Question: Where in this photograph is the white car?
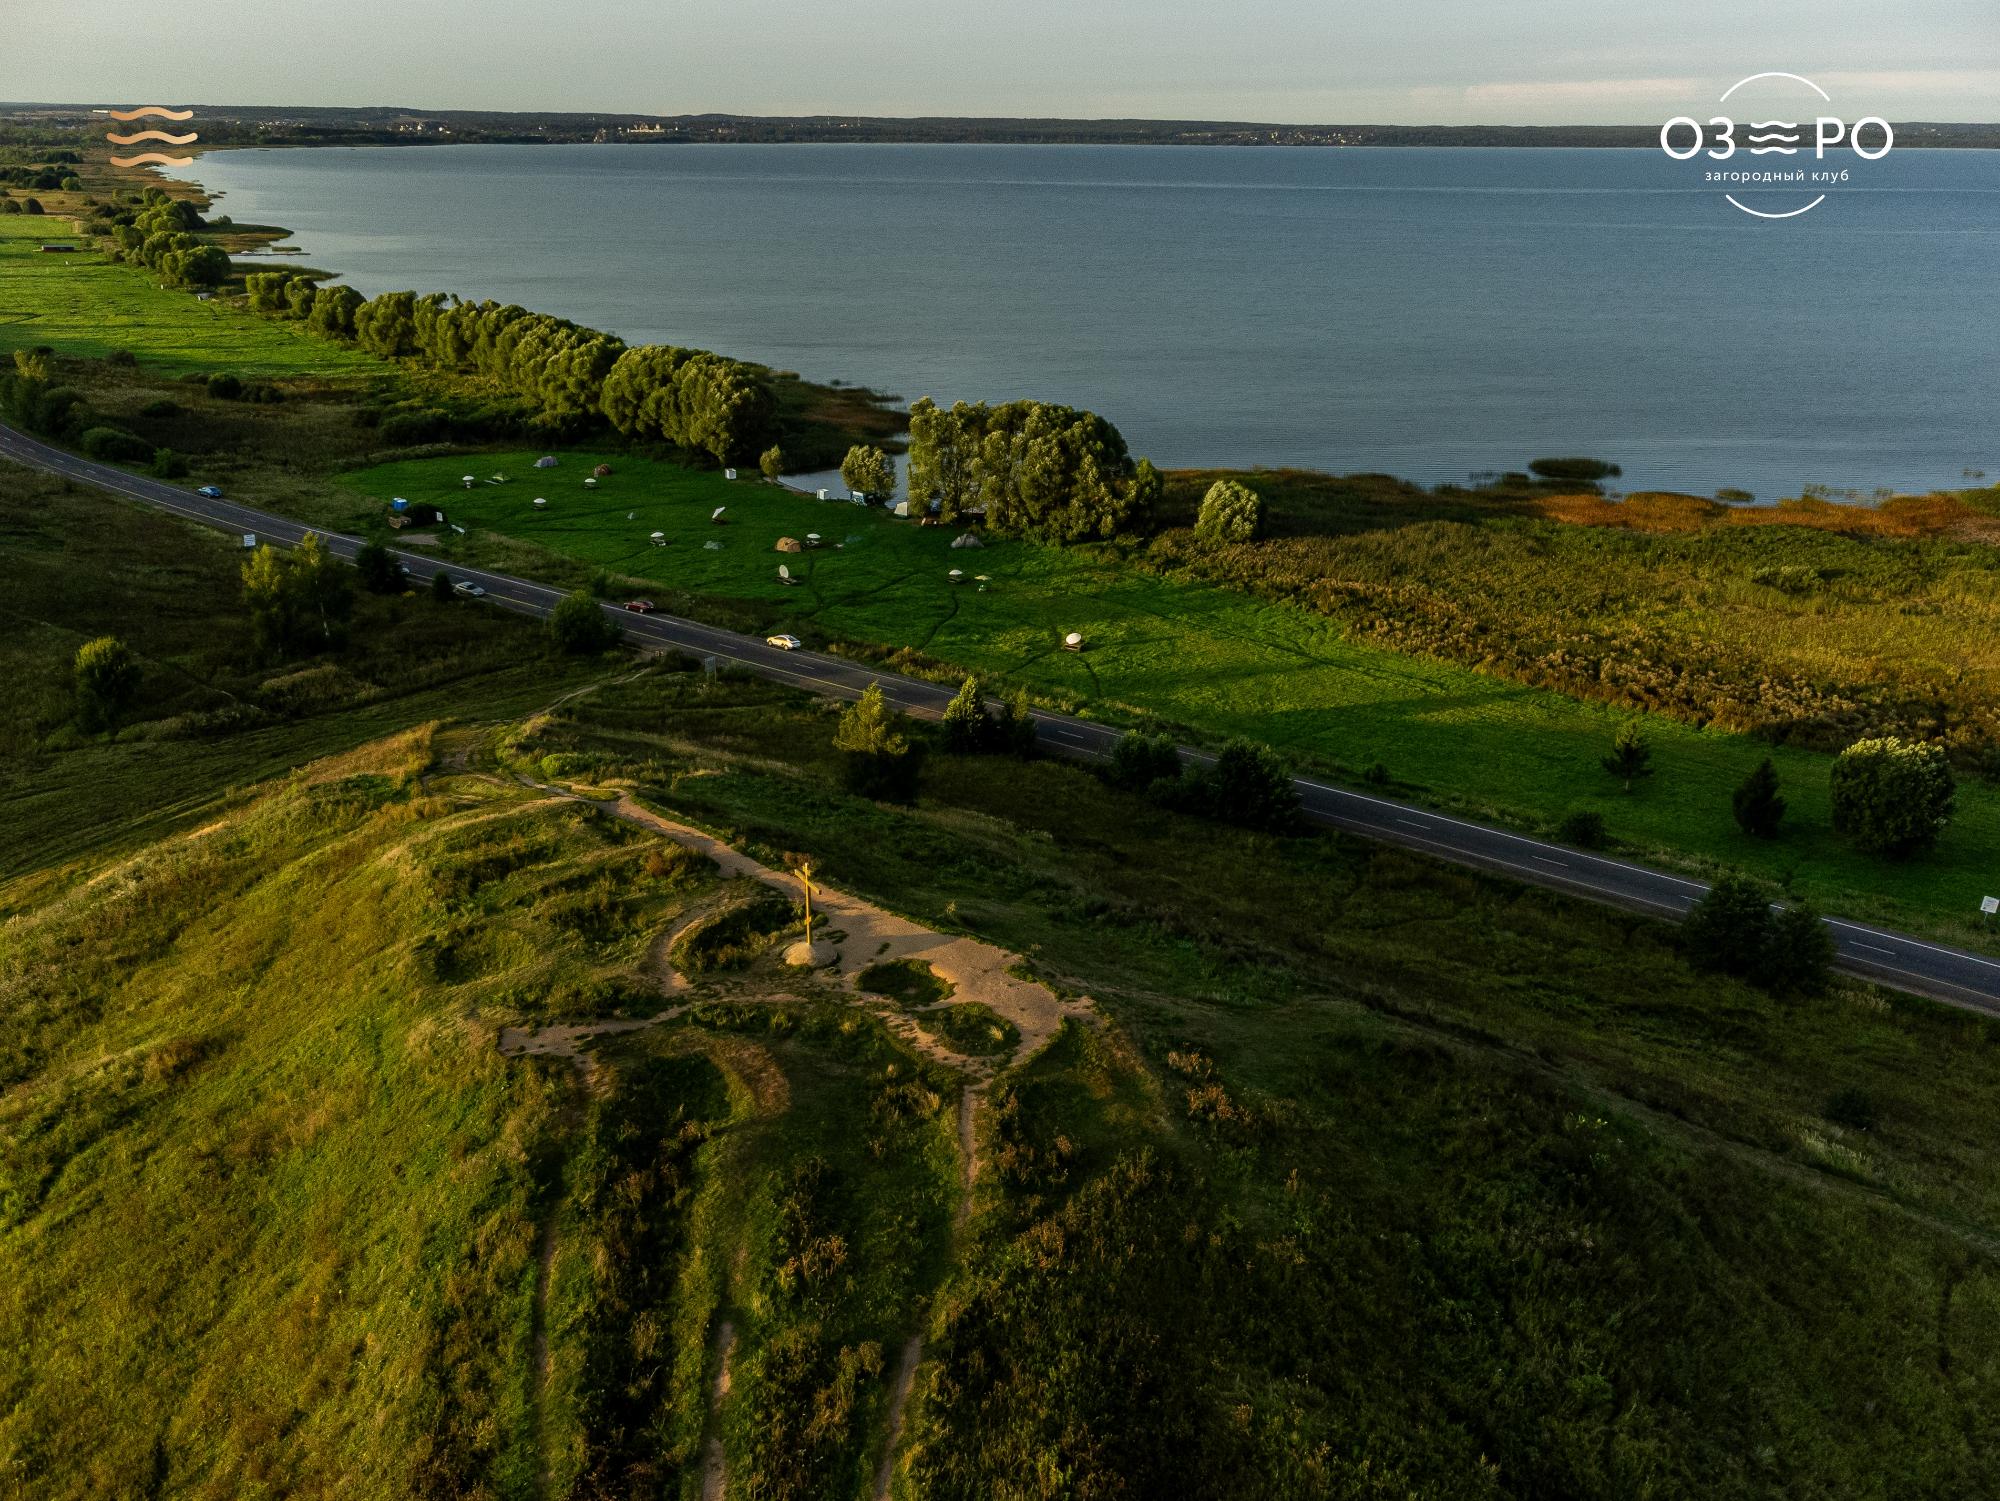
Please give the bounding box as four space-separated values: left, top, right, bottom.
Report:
766 633 802 651
453 580 487 598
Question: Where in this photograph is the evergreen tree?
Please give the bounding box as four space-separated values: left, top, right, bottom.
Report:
1601 721 1654 792
73 636 138 733
940 675 990 753
1732 758 1786 838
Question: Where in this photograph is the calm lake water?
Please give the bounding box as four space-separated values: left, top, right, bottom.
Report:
192 143 2000 499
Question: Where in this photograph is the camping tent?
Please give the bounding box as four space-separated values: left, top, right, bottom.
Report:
950 532 983 550
534 456 559 469
775 537 804 553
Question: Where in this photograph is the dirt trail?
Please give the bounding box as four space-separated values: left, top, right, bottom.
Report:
699 1319 737 1501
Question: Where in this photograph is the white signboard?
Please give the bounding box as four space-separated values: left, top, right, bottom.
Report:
1982 896 1999 916
241 533 256 549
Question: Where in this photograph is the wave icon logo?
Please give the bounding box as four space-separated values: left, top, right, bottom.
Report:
108 107 198 168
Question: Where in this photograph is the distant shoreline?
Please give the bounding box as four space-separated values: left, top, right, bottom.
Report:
9 101 2000 150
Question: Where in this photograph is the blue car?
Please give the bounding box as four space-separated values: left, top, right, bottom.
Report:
196 485 223 499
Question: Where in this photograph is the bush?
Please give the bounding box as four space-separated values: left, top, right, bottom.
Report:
150 448 189 479
79 426 155 464
1830 737 1955 856
354 541 403 595
73 636 139 733
1174 739 1299 832
379 409 447 446
1105 731 1182 793
105 350 138 368
138 398 179 419
430 570 455 602
548 590 621 655
1681 874 1834 996
0 200 20 216
1557 810 1607 848
205 373 243 401
1193 479 1264 544
760 444 787 481
1732 758 1785 839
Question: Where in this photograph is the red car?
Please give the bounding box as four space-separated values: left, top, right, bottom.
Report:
624 599 655 614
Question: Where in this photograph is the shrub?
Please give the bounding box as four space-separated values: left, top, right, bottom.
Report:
354 541 403 595
1681 874 1835 996
1830 737 1955 856
379 409 446 446
1557 810 1607 848
430 570 455 602
1105 731 1181 793
79 426 155 464
1194 479 1264 544
1716 487 1756 504
0 200 19 216
205 373 243 401
760 444 787 480
1732 758 1786 839
150 448 189 479
548 590 621 655
73 636 139 733
105 349 138 368
1176 739 1299 832
138 398 179 419
940 675 990 753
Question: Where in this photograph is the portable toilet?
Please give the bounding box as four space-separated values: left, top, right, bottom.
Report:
391 497 410 513
817 488 829 501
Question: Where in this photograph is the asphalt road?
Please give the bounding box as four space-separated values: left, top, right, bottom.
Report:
7 420 1999 1014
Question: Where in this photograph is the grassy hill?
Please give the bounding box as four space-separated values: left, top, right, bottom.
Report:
7 528 2000 1494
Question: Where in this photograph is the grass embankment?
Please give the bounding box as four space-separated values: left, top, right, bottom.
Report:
507 663 2000 1496
343 449 2000 946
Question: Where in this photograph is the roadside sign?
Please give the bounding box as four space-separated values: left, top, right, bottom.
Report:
1982 896 1999 916
241 533 256 549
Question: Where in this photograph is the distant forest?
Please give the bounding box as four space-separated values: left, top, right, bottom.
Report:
5 103 2000 149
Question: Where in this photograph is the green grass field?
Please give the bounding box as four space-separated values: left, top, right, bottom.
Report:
341 449 2000 945
0 215 380 377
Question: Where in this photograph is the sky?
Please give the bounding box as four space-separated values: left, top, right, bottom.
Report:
5 0 1997 122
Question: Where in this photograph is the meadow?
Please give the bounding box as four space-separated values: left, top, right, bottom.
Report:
0 214 380 377
341 449 2000 945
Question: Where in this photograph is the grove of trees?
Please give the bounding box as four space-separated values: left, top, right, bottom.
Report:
105 189 228 288
1681 874 1835 996
906 397 1161 541
833 685 921 800
243 273 774 461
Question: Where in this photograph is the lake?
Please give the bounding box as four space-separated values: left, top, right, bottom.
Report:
192 143 2000 499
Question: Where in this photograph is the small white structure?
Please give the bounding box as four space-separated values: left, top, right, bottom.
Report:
534 455 558 469
461 475 476 489
711 506 727 523
1063 632 1084 652
779 563 800 586
650 530 667 546
584 477 598 489
241 533 257 549
892 500 911 518
948 568 965 584
805 533 821 548
724 467 738 481
817 488 830 501
1983 896 2000 916
704 540 722 551
532 497 548 509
